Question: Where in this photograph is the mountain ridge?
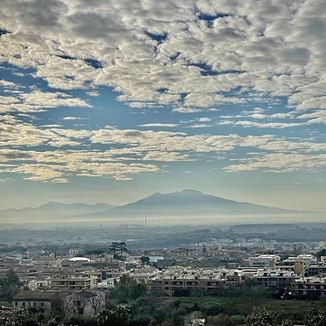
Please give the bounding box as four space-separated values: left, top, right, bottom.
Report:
72 189 311 220
0 189 313 223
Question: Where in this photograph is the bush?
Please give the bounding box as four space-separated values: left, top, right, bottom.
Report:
206 303 223 316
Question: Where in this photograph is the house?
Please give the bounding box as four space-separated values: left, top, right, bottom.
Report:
13 290 65 310
60 290 105 316
13 289 105 316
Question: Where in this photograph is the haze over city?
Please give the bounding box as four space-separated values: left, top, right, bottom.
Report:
0 0 325 218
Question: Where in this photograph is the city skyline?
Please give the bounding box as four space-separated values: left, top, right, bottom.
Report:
0 0 325 215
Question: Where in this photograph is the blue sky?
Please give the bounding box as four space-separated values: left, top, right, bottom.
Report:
0 0 325 214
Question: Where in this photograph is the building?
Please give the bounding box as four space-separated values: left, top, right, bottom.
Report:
304 264 326 277
13 290 65 309
292 276 326 300
150 268 228 296
282 254 317 267
254 269 297 289
247 255 280 268
48 273 98 291
60 290 105 316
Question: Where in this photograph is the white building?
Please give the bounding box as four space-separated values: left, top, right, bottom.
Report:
248 255 280 268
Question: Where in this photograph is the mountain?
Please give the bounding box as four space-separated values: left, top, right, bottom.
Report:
0 202 115 221
76 189 309 220
0 189 311 224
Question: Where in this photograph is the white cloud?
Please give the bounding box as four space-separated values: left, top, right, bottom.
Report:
198 117 211 122
225 153 326 173
86 91 100 97
0 120 325 182
0 0 325 186
138 123 178 128
62 116 88 121
218 120 305 129
0 0 324 114
0 80 21 88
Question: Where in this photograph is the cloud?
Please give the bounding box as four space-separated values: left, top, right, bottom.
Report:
0 79 21 88
198 117 211 122
0 0 324 115
0 119 325 182
62 116 88 121
0 0 326 187
218 120 305 129
225 153 326 173
187 124 211 129
138 123 178 128
0 89 91 113
86 91 100 97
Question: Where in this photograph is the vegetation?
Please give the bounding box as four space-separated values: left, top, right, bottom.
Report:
0 269 22 302
3 269 326 325
109 242 128 260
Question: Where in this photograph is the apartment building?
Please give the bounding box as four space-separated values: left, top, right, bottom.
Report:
150 268 223 296
48 273 98 291
292 276 326 300
254 269 297 289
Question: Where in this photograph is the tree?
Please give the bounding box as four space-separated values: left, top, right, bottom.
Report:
0 308 36 326
129 314 156 326
97 305 129 326
0 269 22 302
246 308 293 326
139 256 150 266
109 242 119 258
110 276 147 302
109 242 127 260
36 313 44 326
89 292 105 314
305 309 326 326
117 242 127 260
315 248 326 259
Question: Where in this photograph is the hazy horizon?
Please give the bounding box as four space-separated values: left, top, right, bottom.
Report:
0 0 325 220
0 189 324 227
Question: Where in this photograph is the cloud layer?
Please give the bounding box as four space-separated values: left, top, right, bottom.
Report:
0 0 325 184
0 0 325 112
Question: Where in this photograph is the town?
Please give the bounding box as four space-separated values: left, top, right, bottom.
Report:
1 223 326 325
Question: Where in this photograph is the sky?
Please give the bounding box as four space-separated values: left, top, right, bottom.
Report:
0 0 325 214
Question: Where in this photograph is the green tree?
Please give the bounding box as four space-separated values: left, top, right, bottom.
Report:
139 256 150 266
305 309 326 326
117 242 127 260
315 248 326 259
110 276 147 302
36 313 44 326
109 242 127 260
246 308 293 326
97 305 129 326
129 314 156 326
0 269 22 302
109 242 119 258
0 308 36 326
